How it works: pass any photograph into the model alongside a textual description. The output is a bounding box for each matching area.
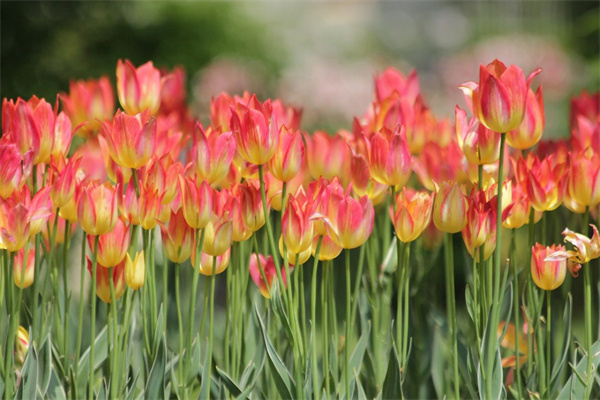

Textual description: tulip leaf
[557,339,600,400]
[254,304,295,399]
[37,333,52,398]
[381,342,402,400]
[550,293,572,395]
[355,370,367,400]
[216,366,243,397]
[76,326,108,394]
[350,321,371,377]
[198,337,211,400]
[145,334,166,400]
[20,344,38,400]
[465,284,475,324]
[431,322,446,399]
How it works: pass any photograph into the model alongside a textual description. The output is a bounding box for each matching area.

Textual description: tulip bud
[125,251,145,290]
[503,181,531,229]
[202,217,233,257]
[432,181,468,233]
[249,253,288,299]
[14,326,29,366]
[326,192,374,249]
[14,246,35,288]
[282,191,314,254]
[531,243,566,290]
[192,248,230,276]
[51,157,81,209]
[193,124,236,185]
[568,149,600,207]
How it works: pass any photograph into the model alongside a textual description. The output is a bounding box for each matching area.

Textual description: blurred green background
[1,1,598,133]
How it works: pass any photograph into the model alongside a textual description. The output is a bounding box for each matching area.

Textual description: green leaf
[550,293,572,396]
[20,344,39,400]
[216,366,242,397]
[431,323,446,399]
[199,337,211,400]
[557,339,600,400]
[145,335,166,400]
[254,304,295,399]
[37,334,52,398]
[465,284,475,324]
[381,343,402,400]
[76,326,108,394]
[350,322,371,378]
[355,370,367,400]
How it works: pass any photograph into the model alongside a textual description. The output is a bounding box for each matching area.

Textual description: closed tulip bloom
[78,181,118,236]
[239,181,266,233]
[192,248,230,276]
[459,59,541,133]
[455,105,500,165]
[116,59,161,116]
[88,217,130,268]
[374,67,420,103]
[88,256,126,303]
[526,155,568,212]
[349,150,388,206]
[139,155,182,206]
[312,234,342,261]
[14,245,35,288]
[326,192,374,249]
[14,326,29,366]
[506,87,544,150]
[230,96,279,165]
[268,126,304,182]
[161,209,195,264]
[433,181,469,233]
[249,253,288,299]
[392,188,433,243]
[305,131,351,184]
[178,175,213,230]
[531,243,566,291]
[0,140,33,199]
[279,236,311,265]
[462,190,496,257]
[0,187,51,252]
[568,149,600,207]
[503,181,531,229]
[125,251,145,290]
[60,76,115,137]
[202,216,233,257]
[193,124,236,185]
[51,157,81,209]
[369,126,412,187]
[228,194,252,242]
[159,67,186,115]
[101,109,157,169]
[282,190,314,254]
[139,188,164,230]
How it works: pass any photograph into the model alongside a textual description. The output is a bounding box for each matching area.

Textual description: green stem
[4,252,16,400]
[200,274,210,343]
[402,242,411,370]
[511,229,523,399]
[536,289,547,396]
[63,220,71,368]
[163,249,168,333]
[349,244,366,332]
[75,231,87,373]
[205,256,217,400]
[109,267,119,398]
[444,233,460,399]
[344,248,351,399]
[396,240,405,359]
[546,289,551,398]
[311,236,323,400]
[527,209,535,376]
[88,235,100,400]
[322,256,331,399]
[582,207,594,399]
[175,263,184,389]
[299,261,308,360]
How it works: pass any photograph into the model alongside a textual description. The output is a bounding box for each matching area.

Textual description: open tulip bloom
[0,57,599,400]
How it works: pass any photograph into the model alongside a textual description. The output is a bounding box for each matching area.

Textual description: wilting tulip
[193,248,230,276]
[455,105,500,165]
[268,126,304,182]
[0,139,33,199]
[546,225,600,266]
[432,181,469,233]
[459,59,541,133]
[88,217,130,268]
[392,188,433,243]
[282,190,314,254]
[230,96,279,165]
[531,243,566,290]
[506,87,544,150]
[324,191,374,249]
[116,59,161,116]
[160,209,195,264]
[568,149,600,207]
[249,253,288,299]
[13,245,35,288]
[178,175,212,230]
[525,155,568,212]
[14,326,29,366]
[78,181,118,236]
[369,126,412,187]
[101,109,157,169]
[125,251,145,290]
[88,257,126,303]
[60,76,115,136]
[193,124,236,185]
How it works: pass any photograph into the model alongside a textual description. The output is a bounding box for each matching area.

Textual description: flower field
[0,56,599,400]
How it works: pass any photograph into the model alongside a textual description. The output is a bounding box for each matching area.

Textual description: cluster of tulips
[0,56,598,400]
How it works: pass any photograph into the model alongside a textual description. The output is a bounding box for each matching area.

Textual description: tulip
[413,141,467,191]
[0,139,33,199]
[531,243,566,291]
[249,253,289,299]
[60,76,115,136]
[0,187,51,252]
[374,67,420,103]
[101,109,157,169]
[279,236,312,265]
[116,59,161,116]
[192,124,236,185]
[14,326,30,366]
[13,245,35,288]
[178,175,213,230]
[502,181,531,229]
[51,157,81,209]
[506,87,544,150]
[238,181,266,233]
[525,155,568,212]
[392,188,433,243]
[192,248,230,276]
[202,216,233,257]
[432,181,469,233]
[546,225,600,266]
[268,126,304,182]
[78,181,118,236]
[125,251,145,290]
[282,190,315,254]
[462,189,496,258]
[312,234,342,261]
[138,188,164,231]
[455,105,500,165]
[160,209,195,264]
[305,131,351,185]
[88,257,126,303]
[369,126,412,187]
[230,96,278,165]
[87,217,130,268]
[349,149,388,206]
[324,190,374,249]
[568,149,600,207]
[459,59,541,133]
[159,67,186,115]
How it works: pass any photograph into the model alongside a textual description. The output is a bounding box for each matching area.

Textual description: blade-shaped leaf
[145,335,166,400]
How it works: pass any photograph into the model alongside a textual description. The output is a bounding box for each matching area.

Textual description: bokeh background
[2,1,598,135]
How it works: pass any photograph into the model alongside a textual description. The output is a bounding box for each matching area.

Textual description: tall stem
[88,235,100,400]
[444,233,460,399]
[322,257,331,399]
[175,263,184,388]
[511,229,523,399]
[344,248,352,398]
[545,289,551,398]
[311,237,323,400]
[63,220,71,367]
[75,231,87,372]
[527,210,535,376]
[205,256,217,400]
[108,267,119,398]
[582,206,594,399]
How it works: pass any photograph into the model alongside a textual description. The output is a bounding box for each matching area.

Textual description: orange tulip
[13,245,35,289]
[192,124,236,185]
[116,59,161,116]
[101,109,156,169]
[282,188,315,254]
[506,86,544,150]
[88,256,126,303]
[268,126,304,182]
[324,190,374,249]
[160,209,195,264]
[391,188,433,243]
[369,126,412,187]
[432,181,468,234]
[531,243,566,290]
[568,149,600,207]
[87,217,130,268]
[525,155,568,212]
[455,105,500,165]
[178,175,213,230]
[77,181,118,236]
